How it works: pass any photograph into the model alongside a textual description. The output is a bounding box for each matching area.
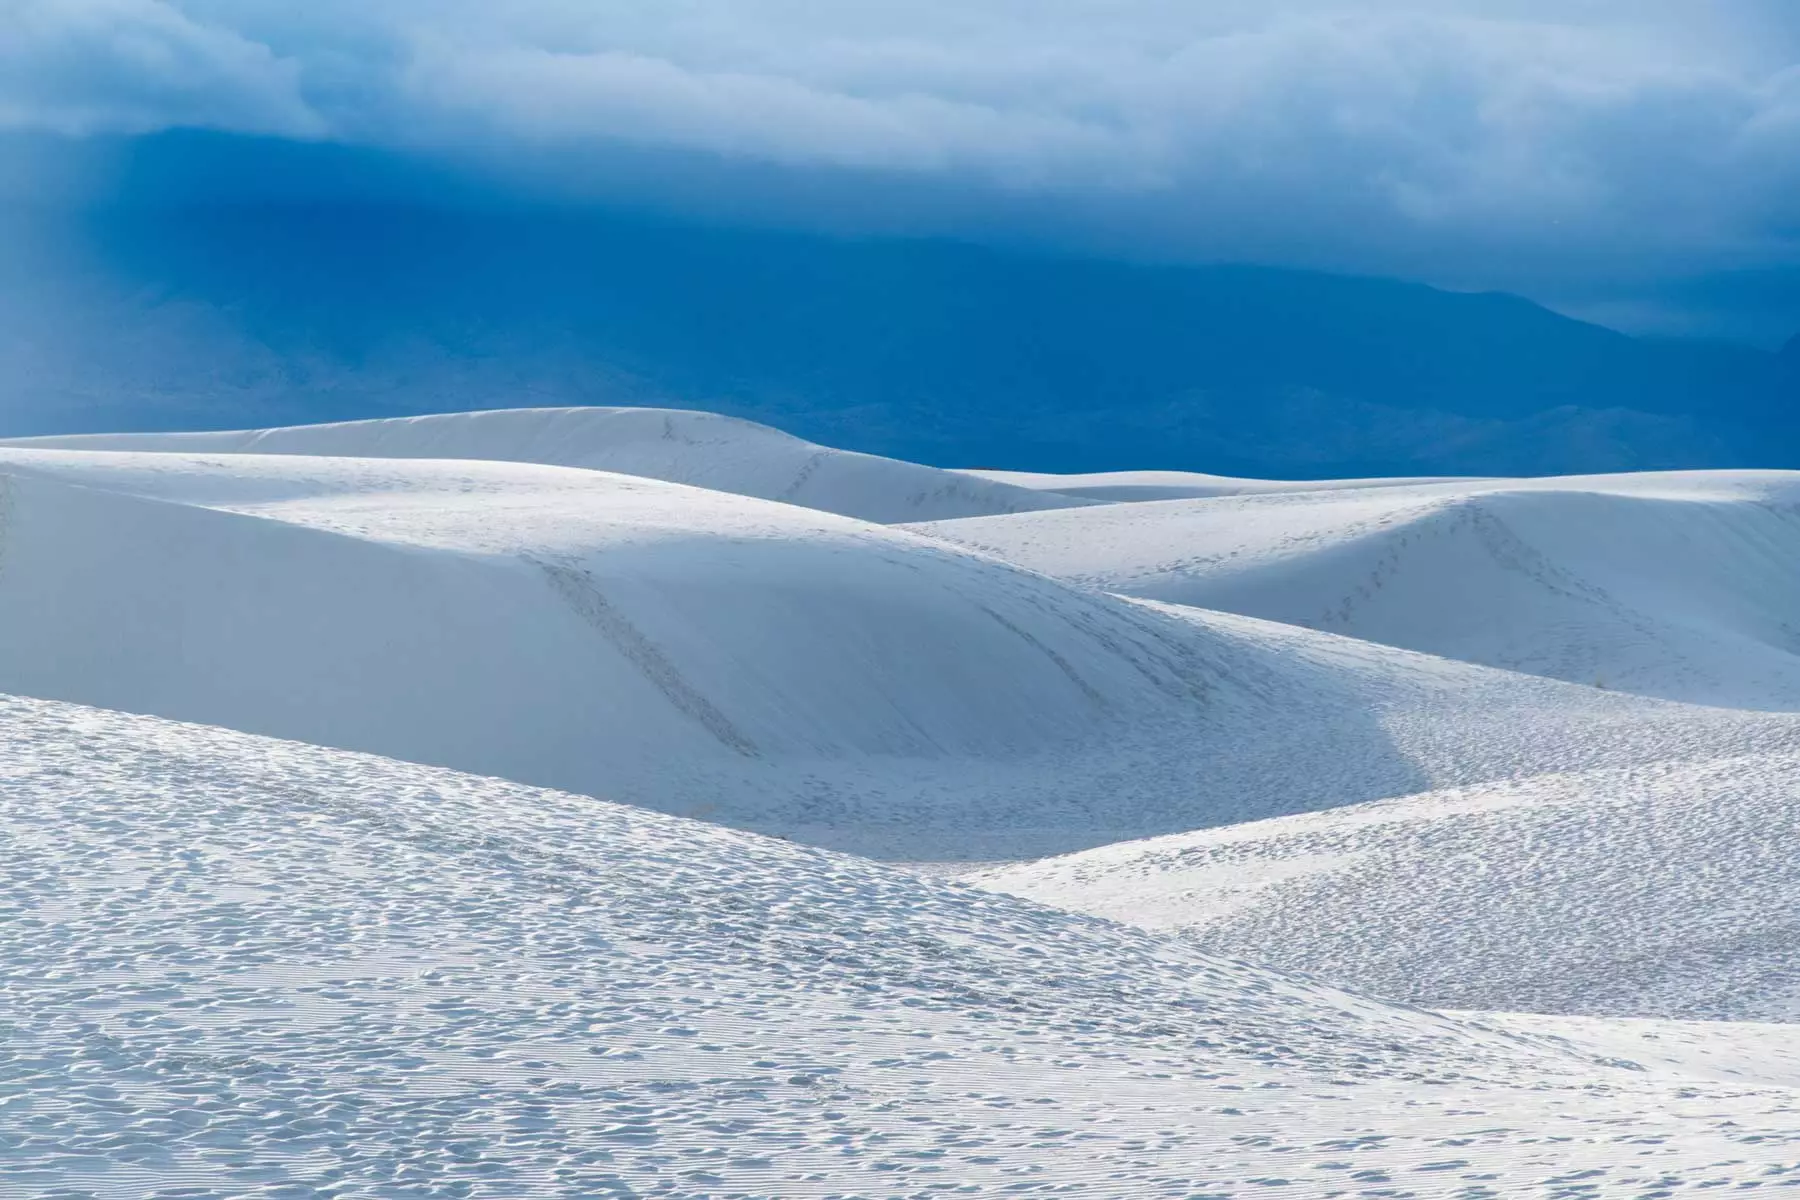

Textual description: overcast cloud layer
[9,1,1800,330]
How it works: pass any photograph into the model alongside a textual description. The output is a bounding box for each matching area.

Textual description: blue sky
[7,0,1800,341]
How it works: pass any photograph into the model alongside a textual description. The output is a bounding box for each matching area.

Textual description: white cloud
[8,1,1800,278]
[0,0,322,137]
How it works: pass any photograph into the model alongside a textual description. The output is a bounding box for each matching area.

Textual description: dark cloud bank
[3,2,1800,473]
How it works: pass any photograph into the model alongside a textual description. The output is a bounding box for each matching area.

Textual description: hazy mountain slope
[961,466,1479,501]
[10,689,1800,1195]
[4,406,1094,524]
[916,471,1800,709]
[9,164,1795,476]
[4,448,1794,859]
[978,753,1800,1021]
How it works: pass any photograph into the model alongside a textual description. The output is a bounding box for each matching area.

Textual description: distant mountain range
[4,202,1796,476]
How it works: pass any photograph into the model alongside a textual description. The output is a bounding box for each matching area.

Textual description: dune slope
[980,752,1800,1021]
[1,405,1095,524]
[8,691,1800,1195]
[961,466,1477,501]
[3,448,1795,859]
[916,471,1800,709]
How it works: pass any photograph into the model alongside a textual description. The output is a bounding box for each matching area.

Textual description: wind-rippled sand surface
[7,694,1800,1198]
[980,753,1800,1021]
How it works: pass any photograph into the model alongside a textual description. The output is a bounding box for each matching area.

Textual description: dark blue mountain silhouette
[5,189,1795,476]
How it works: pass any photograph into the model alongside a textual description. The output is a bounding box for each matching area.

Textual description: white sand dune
[979,751,1800,1020]
[2,405,1096,524]
[961,465,1478,501]
[916,471,1800,709]
[8,690,1800,1196]
[11,404,1800,1194]
[2,447,1795,862]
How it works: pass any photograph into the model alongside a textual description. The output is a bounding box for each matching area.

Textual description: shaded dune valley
[8,406,1800,1195]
